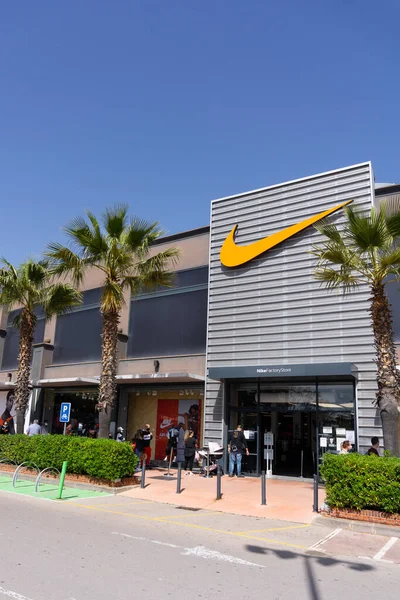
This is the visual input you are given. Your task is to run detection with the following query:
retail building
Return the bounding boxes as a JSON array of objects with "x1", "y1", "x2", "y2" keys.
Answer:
[{"x1": 0, "y1": 162, "x2": 399, "y2": 476}]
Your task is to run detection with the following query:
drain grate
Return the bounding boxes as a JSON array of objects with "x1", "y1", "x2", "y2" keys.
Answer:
[{"x1": 176, "y1": 506, "x2": 201, "y2": 511}]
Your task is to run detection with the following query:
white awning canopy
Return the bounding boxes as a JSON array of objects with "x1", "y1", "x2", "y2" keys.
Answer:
[
  {"x1": 36, "y1": 377, "x2": 100, "y2": 388},
  {"x1": 116, "y1": 372, "x2": 204, "y2": 384},
  {"x1": 0, "y1": 381, "x2": 15, "y2": 390}
]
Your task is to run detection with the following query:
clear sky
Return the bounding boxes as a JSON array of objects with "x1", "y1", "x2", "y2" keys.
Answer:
[{"x1": 1, "y1": 1, "x2": 399, "y2": 265}]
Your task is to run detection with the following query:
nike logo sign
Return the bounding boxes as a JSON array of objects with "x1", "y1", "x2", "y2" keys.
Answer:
[{"x1": 220, "y1": 200, "x2": 352, "y2": 267}]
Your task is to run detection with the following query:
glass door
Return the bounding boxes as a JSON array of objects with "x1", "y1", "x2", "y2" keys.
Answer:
[{"x1": 260, "y1": 383, "x2": 316, "y2": 477}]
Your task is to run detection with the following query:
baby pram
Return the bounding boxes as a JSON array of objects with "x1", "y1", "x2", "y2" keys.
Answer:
[{"x1": 198, "y1": 441, "x2": 224, "y2": 477}]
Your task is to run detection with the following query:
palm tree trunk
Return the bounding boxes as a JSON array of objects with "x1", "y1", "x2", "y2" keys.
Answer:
[
  {"x1": 370, "y1": 283, "x2": 400, "y2": 456},
  {"x1": 14, "y1": 309, "x2": 35, "y2": 434},
  {"x1": 98, "y1": 310, "x2": 119, "y2": 438}
]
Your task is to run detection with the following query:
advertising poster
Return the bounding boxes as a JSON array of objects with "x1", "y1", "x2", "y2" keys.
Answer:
[
  {"x1": 155, "y1": 398, "x2": 201, "y2": 460},
  {"x1": 0, "y1": 389, "x2": 16, "y2": 435}
]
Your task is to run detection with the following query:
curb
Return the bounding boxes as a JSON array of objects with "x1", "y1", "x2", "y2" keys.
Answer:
[
  {"x1": 0, "y1": 470, "x2": 139, "y2": 495},
  {"x1": 313, "y1": 515, "x2": 400, "y2": 538}
]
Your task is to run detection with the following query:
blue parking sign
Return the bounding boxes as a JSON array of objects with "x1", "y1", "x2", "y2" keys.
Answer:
[{"x1": 60, "y1": 402, "x2": 71, "y2": 423}]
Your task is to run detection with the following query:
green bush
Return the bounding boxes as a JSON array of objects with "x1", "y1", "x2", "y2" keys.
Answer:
[
  {"x1": 320, "y1": 453, "x2": 400, "y2": 514},
  {"x1": 0, "y1": 435, "x2": 138, "y2": 481}
]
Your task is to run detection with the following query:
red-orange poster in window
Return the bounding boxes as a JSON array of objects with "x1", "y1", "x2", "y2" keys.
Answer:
[
  {"x1": 155, "y1": 399, "x2": 178, "y2": 459},
  {"x1": 155, "y1": 398, "x2": 202, "y2": 460}
]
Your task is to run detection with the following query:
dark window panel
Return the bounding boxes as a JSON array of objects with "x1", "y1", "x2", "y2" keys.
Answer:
[
  {"x1": 1, "y1": 318, "x2": 45, "y2": 370},
  {"x1": 82, "y1": 287, "x2": 102, "y2": 306},
  {"x1": 137, "y1": 266, "x2": 209, "y2": 297},
  {"x1": 128, "y1": 289, "x2": 207, "y2": 357},
  {"x1": 53, "y1": 309, "x2": 102, "y2": 364},
  {"x1": 386, "y1": 281, "x2": 400, "y2": 342}
]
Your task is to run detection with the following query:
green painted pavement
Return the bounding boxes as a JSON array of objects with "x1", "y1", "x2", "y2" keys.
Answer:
[{"x1": 0, "y1": 474, "x2": 110, "y2": 500}]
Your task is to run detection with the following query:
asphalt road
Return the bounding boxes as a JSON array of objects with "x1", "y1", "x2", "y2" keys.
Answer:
[{"x1": 0, "y1": 492, "x2": 399, "y2": 600}]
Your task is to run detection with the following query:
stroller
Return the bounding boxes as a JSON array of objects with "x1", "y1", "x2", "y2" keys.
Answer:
[{"x1": 198, "y1": 441, "x2": 224, "y2": 477}]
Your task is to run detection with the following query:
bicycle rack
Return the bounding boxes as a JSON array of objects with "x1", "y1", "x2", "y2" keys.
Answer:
[
  {"x1": 35, "y1": 467, "x2": 61, "y2": 493},
  {"x1": 12, "y1": 462, "x2": 40, "y2": 488}
]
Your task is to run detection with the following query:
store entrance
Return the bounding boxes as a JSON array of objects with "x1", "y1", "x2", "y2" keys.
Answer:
[
  {"x1": 228, "y1": 380, "x2": 356, "y2": 478},
  {"x1": 261, "y1": 412, "x2": 315, "y2": 478}
]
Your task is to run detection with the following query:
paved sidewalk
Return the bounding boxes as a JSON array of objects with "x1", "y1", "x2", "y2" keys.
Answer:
[{"x1": 121, "y1": 468, "x2": 323, "y2": 523}]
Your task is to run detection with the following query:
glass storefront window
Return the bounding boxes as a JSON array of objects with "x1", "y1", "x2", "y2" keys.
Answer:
[
  {"x1": 229, "y1": 383, "x2": 257, "y2": 408},
  {"x1": 317, "y1": 383, "x2": 355, "y2": 463},
  {"x1": 127, "y1": 388, "x2": 203, "y2": 460},
  {"x1": 52, "y1": 389, "x2": 99, "y2": 436}
]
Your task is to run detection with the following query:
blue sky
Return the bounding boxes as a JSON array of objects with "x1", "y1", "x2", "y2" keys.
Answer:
[{"x1": 1, "y1": 1, "x2": 399, "y2": 265}]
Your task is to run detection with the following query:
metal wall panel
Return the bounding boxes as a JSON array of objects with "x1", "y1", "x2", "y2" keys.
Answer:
[{"x1": 205, "y1": 163, "x2": 378, "y2": 451}]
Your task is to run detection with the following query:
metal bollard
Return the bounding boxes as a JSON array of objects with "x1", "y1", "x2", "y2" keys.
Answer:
[
  {"x1": 140, "y1": 457, "x2": 146, "y2": 489},
  {"x1": 216, "y1": 465, "x2": 222, "y2": 500},
  {"x1": 261, "y1": 470, "x2": 267, "y2": 505},
  {"x1": 300, "y1": 450, "x2": 304, "y2": 478},
  {"x1": 313, "y1": 474, "x2": 319, "y2": 512},
  {"x1": 56, "y1": 461, "x2": 68, "y2": 500},
  {"x1": 176, "y1": 462, "x2": 182, "y2": 494}
]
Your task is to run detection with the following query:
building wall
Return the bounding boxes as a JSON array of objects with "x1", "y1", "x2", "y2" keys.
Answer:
[
  {"x1": 205, "y1": 162, "x2": 377, "y2": 451},
  {"x1": 0, "y1": 230, "x2": 210, "y2": 389}
]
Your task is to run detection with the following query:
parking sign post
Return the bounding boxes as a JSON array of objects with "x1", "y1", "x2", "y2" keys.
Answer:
[{"x1": 59, "y1": 402, "x2": 71, "y2": 435}]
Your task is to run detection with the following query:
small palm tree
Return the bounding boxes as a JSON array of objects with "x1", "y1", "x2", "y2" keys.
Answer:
[
  {"x1": 312, "y1": 200, "x2": 400, "y2": 455},
  {"x1": 0, "y1": 260, "x2": 82, "y2": 432},
  {"x1": 46, "y1": 205, "x2": 180, "y2": 438}
]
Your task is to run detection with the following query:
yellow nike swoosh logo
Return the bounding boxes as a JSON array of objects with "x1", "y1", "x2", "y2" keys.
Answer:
[{"x1": 220, "y1": 200, "x2": 352, "y2": 267}]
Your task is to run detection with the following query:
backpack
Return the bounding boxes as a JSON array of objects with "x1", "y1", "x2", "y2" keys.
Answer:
[{"x1": 168, "y1": 427, "x2": 179, "y2": 444}]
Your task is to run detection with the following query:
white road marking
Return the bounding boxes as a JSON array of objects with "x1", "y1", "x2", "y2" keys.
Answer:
[
  {"x1": 308, "y1": 528, "x2": 342, "y2": 552},
  {"x1": 182, "y1": 546, "x2": 264, "y2": 567},
  {"x1": 112, "y1": 531, "x2": 179, "y2": 548},
  {"x1": 112, "y1": 532, "x2": 264, "y2": 567},
  {"x1": 373, "y1": 537, "x2": 398, "y2": 561},
  {"x1": 0, "y1": 586, "x2": 33, "y2": 600}
]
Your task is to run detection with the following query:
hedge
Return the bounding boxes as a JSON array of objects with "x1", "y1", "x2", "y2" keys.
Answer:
[
  {"x1": 0, "y1": 435, "x2": 138, "y2": 481},
  {"x1": 320, "y1": 453, "x2": 400, "y2": 514}
]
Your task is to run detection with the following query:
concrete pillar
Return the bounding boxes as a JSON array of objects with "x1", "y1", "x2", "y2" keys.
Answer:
[
  {"x1": 0, "y1": 307, "x2": 8, "y2": 369},
  {"x1": 31, "y1": 342, "x2": 54, "y2": 384}
]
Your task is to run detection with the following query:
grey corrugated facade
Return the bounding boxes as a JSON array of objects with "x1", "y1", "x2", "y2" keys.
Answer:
[{"x1": 205, "y1": 162, "x2": 378, "y2": 452}]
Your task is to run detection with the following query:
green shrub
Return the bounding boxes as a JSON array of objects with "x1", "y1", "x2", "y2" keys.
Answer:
[
  {"x1": 0, "y1": 435, "x2": 138, "y2": 481},
  {"x1": 320, "y1": 453, "x2": 400, "y2": 514}
]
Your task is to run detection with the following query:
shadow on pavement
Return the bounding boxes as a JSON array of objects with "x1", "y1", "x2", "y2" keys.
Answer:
[{"x1": 245, "y1": 543, "x2": 374, "y2": 600}]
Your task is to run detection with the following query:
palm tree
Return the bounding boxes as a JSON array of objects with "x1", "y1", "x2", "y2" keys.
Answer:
[
  {"x1": 0, "y1": 260, "x2": 82, "y2": 433},
  {"x1": 46, "y1": 205, "x2": 180, "y2": 438},
  {"x1": 312, "y1": 200, "x2": 400, "y2": 456}
]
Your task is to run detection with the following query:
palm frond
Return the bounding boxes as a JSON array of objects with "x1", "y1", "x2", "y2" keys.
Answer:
[
  {"x1": 344, "y1": 206, "x2": 390, "y2": 252},
  {"x1": 314, "y1": 220, "x2": 344, "y2": 244},
  {"x1": 24, "y1": 260, "x2": 47, "y2": 287},
  {"x1": 386, "y1": 212, "x2": 400, "y2": 240},
  {"x1": 42, "y1": 284, "x2": 82, "y2": 319},
  {"x1": 313, "y1": 267, "x2": 361, "y2": 293},
  {"x1": 102, "y1": 204, "x2": 129, "y2": 239},
  {"x1": 378, "y1": 247, "x2": 400, "y2": 274},
  {"x1": 46, "y1": 243, "x2": 86, "y2": 285},
  {"x1": 122, "y1": 219, "x2": 162, "y2": 251}
]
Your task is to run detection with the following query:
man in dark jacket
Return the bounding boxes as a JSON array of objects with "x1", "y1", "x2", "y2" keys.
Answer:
[{"x1": 228, "y1": 425, "x2": 249, "y2": 478}]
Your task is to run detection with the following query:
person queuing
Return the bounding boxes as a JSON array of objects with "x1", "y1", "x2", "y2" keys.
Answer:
[
  {"x1": 339, "y1": 440, "x2": 352, "y2": 454},
  {"x1": 26, "y1": 419, "x2": 41, "y2": 436},
  {"x1": 133, "y1": 429, "x2": 145, "y2": 469},
  {"x1": 227, "y1": 425, "x2": 249, "y2": 478},
  {"x1": 141, "y1": 423, "x2": 153, "y2": 467},
  {"x1": 367, "y1": 436, "x2": 380, "y2": 456},
  {"x1": 184, "y1": 429, "x2": 197, "y2": 475}
]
